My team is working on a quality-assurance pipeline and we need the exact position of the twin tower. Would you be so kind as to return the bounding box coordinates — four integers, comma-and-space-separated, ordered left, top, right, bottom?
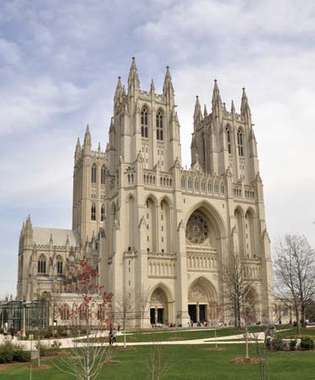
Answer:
17, 58, 272, 328
72, 58, 272, 327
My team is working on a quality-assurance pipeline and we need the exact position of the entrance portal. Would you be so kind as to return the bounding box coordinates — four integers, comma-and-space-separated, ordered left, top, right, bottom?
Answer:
188, 304, 197, 323
188, 277, 217, 324
188, 304, 208, 323
149, 287, 168, 326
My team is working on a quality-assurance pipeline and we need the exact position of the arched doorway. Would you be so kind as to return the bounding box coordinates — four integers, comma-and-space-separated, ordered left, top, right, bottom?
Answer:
188, 278, 217, 324
149, 287, 168, 326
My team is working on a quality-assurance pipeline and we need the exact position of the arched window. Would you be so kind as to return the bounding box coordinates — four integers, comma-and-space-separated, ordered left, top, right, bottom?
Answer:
91, 163, 97, 183
101, 165, 106, 184
226, 127, 231, 154
237, 129, 244, 156
37, 255, 46, 274
156, 110, 163, 141
141, 107, 148, 138
101, 204, 105, 222
91, 203, 96, 221
60, 304, 70, 320
79, 303, 89, 321
57, 256, 63, 275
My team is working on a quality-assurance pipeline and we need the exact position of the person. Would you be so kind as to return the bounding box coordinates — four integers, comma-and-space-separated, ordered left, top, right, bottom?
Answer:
108, 326, 113, 345
112, 329, 117, 344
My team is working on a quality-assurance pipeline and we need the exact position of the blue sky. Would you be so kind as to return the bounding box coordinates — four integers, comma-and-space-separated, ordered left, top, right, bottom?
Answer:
1, 0, 315, 298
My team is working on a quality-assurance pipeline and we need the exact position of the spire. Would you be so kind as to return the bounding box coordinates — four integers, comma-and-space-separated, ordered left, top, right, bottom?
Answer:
163, 66, 174, 105
150, 79, 155, 94
128, 57, 140, 94
83, 124, 91, 151
24, 215, 33, 239
114, 76, 123, 99
204, 104, 208, 117
75, 137, 81, 161
98, 142, 101, 152
231, 100, 235, 114
193, 96, 202, 126
241, 87, 251, 124
212, 79, 222, 117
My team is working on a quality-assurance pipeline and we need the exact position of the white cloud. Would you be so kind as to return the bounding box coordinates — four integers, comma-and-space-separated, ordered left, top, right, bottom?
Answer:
0, 0, 315, 297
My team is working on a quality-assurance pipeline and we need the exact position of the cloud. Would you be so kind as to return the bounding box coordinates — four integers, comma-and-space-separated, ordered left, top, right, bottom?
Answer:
0, 0, 315, 297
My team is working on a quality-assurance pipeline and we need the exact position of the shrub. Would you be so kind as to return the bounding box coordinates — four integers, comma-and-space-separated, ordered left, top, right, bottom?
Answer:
289, 339, 297, 351
272, 338, 283, 351
300, 337, 314, 350
0, 341, 30, 363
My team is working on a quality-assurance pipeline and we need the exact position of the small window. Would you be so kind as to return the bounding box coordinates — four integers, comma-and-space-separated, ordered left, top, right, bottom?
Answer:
226, 127, 231, 154
237, 129, 244, 156
91, 203, 96, 221
57, 257, 63, 275
37, 255, 46, 274
60, 304, 70, 320
141, 107, 148, 138
101, 204, 105, 221
101, 165, 106, 184
91, 163, 97, 183
156, 110, 163, 141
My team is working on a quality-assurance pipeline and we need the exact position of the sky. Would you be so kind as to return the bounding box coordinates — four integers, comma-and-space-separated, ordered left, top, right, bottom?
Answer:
0, 0, 315, 298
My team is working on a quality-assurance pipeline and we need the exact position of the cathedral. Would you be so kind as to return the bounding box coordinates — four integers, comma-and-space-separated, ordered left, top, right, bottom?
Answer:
17, 58, 273, 327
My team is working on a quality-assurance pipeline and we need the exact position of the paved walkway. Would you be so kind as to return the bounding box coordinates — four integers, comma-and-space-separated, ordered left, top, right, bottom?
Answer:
0, 330, 265, 350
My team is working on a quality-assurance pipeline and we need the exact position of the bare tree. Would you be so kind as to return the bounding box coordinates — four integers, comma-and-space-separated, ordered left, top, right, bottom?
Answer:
223, 253, 257, 328
54, 259, 113, 380
274, 234, 315, 331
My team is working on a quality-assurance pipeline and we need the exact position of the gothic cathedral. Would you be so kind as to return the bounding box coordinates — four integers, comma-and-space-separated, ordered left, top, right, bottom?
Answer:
17, 58, 273, 327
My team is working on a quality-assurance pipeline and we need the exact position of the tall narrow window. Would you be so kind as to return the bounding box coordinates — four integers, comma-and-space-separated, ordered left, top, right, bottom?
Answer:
91, 203, 96, 221
57, 256, 63, 275
237, 129, 244, 156
226, 127, 231, 154
141, 107, 148, 138
101, 165, 106, 184
37, 255, 46, 274
91, 163, 97, 183
101, 204, 105, 221
156, 110, 163, 141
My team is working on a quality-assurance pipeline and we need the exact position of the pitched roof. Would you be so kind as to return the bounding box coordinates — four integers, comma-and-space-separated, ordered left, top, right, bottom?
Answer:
33, 227, 79, 246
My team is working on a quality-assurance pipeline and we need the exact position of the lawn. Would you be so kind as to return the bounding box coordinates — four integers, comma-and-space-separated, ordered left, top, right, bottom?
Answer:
0, 344, 314, 380
76, 326, 267, 344
276, 326, 315, 339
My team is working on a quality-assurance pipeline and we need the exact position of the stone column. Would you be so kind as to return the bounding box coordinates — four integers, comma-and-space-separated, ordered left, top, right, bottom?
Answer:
196, 302, 200, 323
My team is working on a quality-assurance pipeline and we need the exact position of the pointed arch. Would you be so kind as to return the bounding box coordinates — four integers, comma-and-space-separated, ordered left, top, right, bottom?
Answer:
100, 204, 105, 222
91, 163, 97, 183
101, 165, 106, 184
141, 105, 149, 138
226, 124, 232, 154
37, 254, 47, 274
91, 203, 96, 221
156, 108, 164, 141
56, 255, 63, 275
237, 128, 244, 156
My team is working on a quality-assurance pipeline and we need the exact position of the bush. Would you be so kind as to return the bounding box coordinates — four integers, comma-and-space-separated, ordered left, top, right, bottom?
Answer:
300, 337, 314, 350
272, 338, 283, 351
0, 342, 30, 363
289, 339, 297, 351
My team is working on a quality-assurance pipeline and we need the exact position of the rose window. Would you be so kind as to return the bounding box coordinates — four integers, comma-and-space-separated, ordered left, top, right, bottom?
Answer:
186, 212, 209, 244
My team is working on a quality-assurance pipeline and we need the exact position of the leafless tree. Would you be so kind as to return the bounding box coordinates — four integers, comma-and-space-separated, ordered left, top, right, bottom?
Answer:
274, 234, 315, 331
223, 253, 257, 328
146, 344, 172, 380
54, 259, 113, 380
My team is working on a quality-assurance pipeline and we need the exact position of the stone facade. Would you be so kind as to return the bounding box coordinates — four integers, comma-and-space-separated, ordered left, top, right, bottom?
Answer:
17, 58, 273, 328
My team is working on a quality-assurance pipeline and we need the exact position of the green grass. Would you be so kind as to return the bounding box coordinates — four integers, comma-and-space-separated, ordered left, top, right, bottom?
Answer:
76, 326, 266, 344
0, 344, 314, 380
277, 326, 315, 339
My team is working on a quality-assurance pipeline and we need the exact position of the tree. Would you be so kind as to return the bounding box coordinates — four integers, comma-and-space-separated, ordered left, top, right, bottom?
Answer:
223, 253, 257, 328
274, 234, 315, 331
54, 259, 113, 380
